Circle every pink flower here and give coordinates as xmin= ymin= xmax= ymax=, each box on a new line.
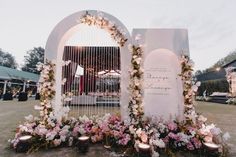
xmin=162 ymin=136 xmax=169 ymax=143
xmin=191 ymin=138 xmax=202 ymax=149
xmin=167 ymin=122 xmax=177 ymax=131
xmin=113 ymin=130 xmax=121 ymax=137
xmin=141 ymin=132 xmax=148 ymax=143
xmin=53 ymin=139 xmax=61 ymax=146
xmin=168 ymin=132 xmax=178 ymax=140
xmin=118 ymin=134 xmax=131 ymax=145
xmin=204 ymin=135 xmax=213 ymax=143
xmin=72 ymin=126 xmax=80 ymax=136
xmin=187 ymin=142 xmax=194 ymax=150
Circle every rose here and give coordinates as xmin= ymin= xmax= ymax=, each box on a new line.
xmin=204 ymin=135 xmax=213 ymax=143
xmin=140 ymin=132 xmax=148 ymax=143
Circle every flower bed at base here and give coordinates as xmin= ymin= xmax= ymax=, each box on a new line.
xmin=10 ymin=113 xmax=229 ymax=157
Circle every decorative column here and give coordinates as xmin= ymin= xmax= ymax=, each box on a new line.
xmin=3 ymin=80 xmax=7 ymax=94
xmin=23 ymin=81 xmax=26 ymax=92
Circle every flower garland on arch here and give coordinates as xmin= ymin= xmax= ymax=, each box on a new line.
xmin=35 ymin=61 xmax=70 ymax=124
xmin=179 ymin=55 xmax=201 ymax=124
xmin=128 ymin=43 xmax=144 ymax=128
xmin=35 ymin=61 xmax=56 ymax=125
xmin=80 ymin=11 xmax=128 ymax=47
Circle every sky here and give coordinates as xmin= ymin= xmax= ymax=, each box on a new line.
xmin=0 ymin=0 xmax=236 ymax=70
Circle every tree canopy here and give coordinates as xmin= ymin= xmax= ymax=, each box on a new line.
xmin=0 ymin=49 xmax=17 ymax=69
xmin=21 ymin=47 xmax=44 ymax=74
xmin=212 ymin=50 xmax=236 ymax=68
xmin=196 ymin=49 xmax=236 ymax=75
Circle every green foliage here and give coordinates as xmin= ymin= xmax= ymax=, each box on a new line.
xmin=196 ymin=50 xmax=236 ymax=74
xmin=21 ymin=47 xmax=44 ymax=74
xmin=0 ymin=49 xmax=17 ymax=69
xmin=212 ymin=50 xmax=236 ymax=68
xmin=197 ymin=79 xmax=229 ymax=96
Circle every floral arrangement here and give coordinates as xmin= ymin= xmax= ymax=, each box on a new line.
xmin=179 ymin=55 xmax=201 ymax=124
xmin=128 ymin=40 xmax=144 ymax=128
xmin=225 ymin=67 xmax=236 ymax=104
xmin=35 ymin=61 xmax=56 ymax=124
xmin=10 ymin=112 xmax=230 ymax=156
xmin=80 ymin=11 xmax=128 ymax=47
xmin=225 ymin=66 xmax=235 ymax=91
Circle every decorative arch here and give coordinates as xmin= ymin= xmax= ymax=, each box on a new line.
xmin=45 ymin=10 xmax=132 ymax=118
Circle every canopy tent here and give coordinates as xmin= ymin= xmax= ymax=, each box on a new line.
xmin=0 ymin=66 xmax=39 ymax=95
xmin=0 ymin=66 xmax=39 ymax=82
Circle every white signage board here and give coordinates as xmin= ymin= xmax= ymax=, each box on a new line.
xmin=143 ymin=49 xmax=184 ymax=120
xmin=132 ymin=29 xmax=189 ymax=120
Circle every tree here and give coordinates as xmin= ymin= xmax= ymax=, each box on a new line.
xmin=212 ymin=50 xmax=236 ymax=68
xmin=0 ymin=49 xmax=17 ymax=69
xmin=198 ymin=49 xmax=236 ymax=74
xmin=22 ymin=47 xmax=45 ymax=74
xmin=194 ymin=70 xmax=203 ymax=76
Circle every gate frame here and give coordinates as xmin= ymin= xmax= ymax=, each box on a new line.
xmin=45 ymin=10 xmax=131 ymax=119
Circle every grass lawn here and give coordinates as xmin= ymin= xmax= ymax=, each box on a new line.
xmin=0 ymin=99 xmax=235 ymax=156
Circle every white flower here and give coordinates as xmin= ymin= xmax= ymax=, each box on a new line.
xmin=223 ymin=132 xmax=230 ymax=141
xmin=34 ymin=105 xmax=43 ymax=110
xmin=198 ymin=115 xmax=207 ymax=123
xmin=39 ymin=111 xmax=44 ymax=117
xmin=210 ymin=127 xmax=222 ymax=135
xmin=60 ymin=135 xmax=67 ymax=142
xmin=48 ymin=120 xmax=55 ymax=127
xmin=35 ymin=125 xmax=48 ymax=136
xmin=25 ymin=114 xmax=34 ymax=123
xmin=199 ymin=124 xmax=216 ymax=135
xmin=134 ymin=57 xmax=142 ymax=65
xmin=19 ymin=125 xmax=28 ymax=132
xmin=136 ymin=128 xmax=142 ymax=137
xmin=46 ymin=131 xmax=57 ymax=141
xmin=152 ymin=151 xmax=159 ymax=157
xmin=61 ymin=78 xmax=67 ymax=85
xmin=151 ymin=139 xmax=165 ymax=148
xmin=64 ymin=97 xmax=72 ymax=102
xmin=196 ymin=81 xmax=201 ymax=87
xmin=129 ymin=126 xmax=136 ymax=134
xmin=79 ymin=115 xmax=90 ymax=123
xmin=192 ymin=85 xmax=198 ymax=92
xmin=65 ymin=60 xmax=71 ymax=66
xmin=134 ymin=77 xmax=141 ymax=86
xmin=177 ymin=132 xmax=190 ymax=143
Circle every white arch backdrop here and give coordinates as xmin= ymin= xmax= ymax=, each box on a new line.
xmin=45 ymin=10 xmax=132 ymax=119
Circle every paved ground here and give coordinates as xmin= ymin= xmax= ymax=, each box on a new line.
xmin=0 ymin=99 xmax=235 ymax=156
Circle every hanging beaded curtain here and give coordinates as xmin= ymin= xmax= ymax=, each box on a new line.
xmin=62 ymin=46 xmax=120 ymax=117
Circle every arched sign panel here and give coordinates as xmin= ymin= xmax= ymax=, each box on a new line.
xmin=144 ymin=49 xmax=184 ymax=120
